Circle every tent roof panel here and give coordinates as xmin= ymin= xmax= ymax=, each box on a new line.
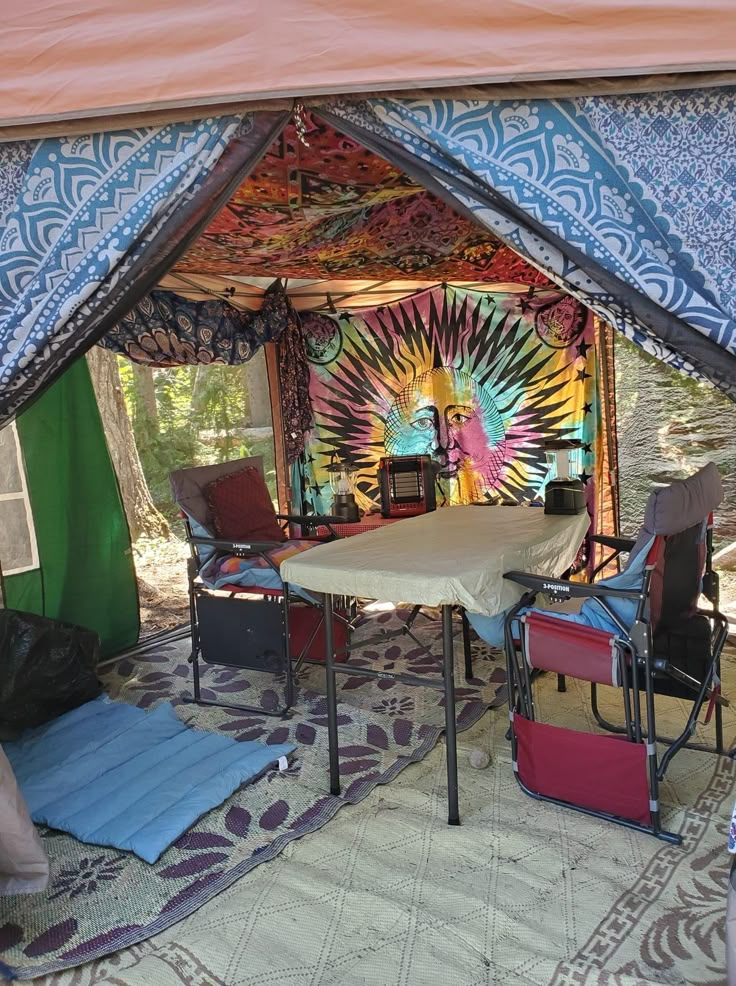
xmin=3 ymin=0 xmax=736 ymax=130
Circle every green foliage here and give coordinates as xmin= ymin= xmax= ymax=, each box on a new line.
xmin=119 ymin=358 xmax=277 ymax=530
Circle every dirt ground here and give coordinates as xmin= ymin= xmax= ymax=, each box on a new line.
xmin=132 ymin=534 xmax=736 ymax=639
xmin=133 ymin=534 xmax=191 ymax=635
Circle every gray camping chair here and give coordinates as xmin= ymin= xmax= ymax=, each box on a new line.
xmin=169 ymin=456 xmax=348 ymax=717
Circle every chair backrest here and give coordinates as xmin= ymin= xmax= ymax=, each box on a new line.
xmin=629 ymin=462 xmax=723 ymax=630
xmin=169 ymin=456 xmax=265 ymax=532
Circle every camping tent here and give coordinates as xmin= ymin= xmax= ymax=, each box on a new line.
xmin=3 ymin=1 xmax=736 ymax=133
xmin=1 ymin=3 xmax=736 ymax=651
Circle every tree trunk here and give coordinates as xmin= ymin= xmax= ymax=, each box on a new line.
xmin=243 ymin=349 xmax=272 ymax=428
xmin=130 ymin=363 xmax=159 ymax=452
xmin=86 ymin=348 xmax=170 ymax=541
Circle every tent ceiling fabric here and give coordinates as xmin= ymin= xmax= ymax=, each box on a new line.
xmin=174 ymin=113 xmax=550 ymax=284
xmin=3 ymin=2 xmax=736 ymax=130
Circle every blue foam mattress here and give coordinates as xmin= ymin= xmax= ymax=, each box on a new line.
xmin=5 ymin=696 xmax=295 ymax=863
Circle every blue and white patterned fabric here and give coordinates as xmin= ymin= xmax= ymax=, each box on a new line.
xmin=582 ymin=89 xmax=736 ymax=325
xmin=328 ymin=89 xmax=736 ymax=396
xmin=100 ymin=280 xmax=293 ymax=366
xmin=0 ymin=117 xmax=245 ymax=422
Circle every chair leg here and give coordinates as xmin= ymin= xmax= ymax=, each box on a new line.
xmin=716 ymin=700 xmax=724 ymax=755
xmin=715 ymin=649 xmax=725 ymax=754
xmin=185 ymin=695 xmax=292 ymax=718
xmin=643 ymin=658 xmax=664 ymax=837
xmin=284 ymin=592 xmax=295 ymax=710
xmin=188 ymin=578 xmax=202 ymax=703
xmin=657 ymin=659 xmax=723 ymax=779
xmin=187 ymin=568 xmax=199 ymax=665
xmin=557 ymin=674 xmax=567 ymax=693
xmin=192 ymin=648 xmax=202 ymax=703
xmin=513 ymin=775 xmax=682 ymax=845
xmin=592 ymin=647 xmax=730 ymax=769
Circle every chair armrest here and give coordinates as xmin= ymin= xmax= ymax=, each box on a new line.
xmin=589 ymin=534 xmax=636 ymax=553
xmin=189 ymin=536 xmax=284 ymax=556
xmin=503 ymin=571 xmax=642 ymax=600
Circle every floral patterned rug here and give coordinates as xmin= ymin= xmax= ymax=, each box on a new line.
xmin=0 ymin=610 xmax=505 ymax=981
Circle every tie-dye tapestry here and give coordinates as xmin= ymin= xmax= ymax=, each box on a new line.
xmin=297 ymin=285 xmax=600 ymax=519
xmin=177 ymin=111 xmax=551 ymax=285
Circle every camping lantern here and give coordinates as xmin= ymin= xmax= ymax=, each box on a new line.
xmin=543 ymin=439 xmax=586 ymax=515
xmin=326 ymin=455 xmax=360 ymax=523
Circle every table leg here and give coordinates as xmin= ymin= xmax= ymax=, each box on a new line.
xmin=324 ymin=592 xmax=341 ymax=797
xmin=442 ymin=604 xmax=460 ymax=825
xmin=461 ymin=608 xmax=473 ymax=680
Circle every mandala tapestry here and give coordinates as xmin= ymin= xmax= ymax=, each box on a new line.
xmin=101 ymin=281 xmax=292 ymax=367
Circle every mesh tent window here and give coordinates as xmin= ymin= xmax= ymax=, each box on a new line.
xmin=0 ymin=422 xmax=38 ymax=578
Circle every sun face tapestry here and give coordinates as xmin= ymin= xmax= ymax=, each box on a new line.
xmin=297 ymin=285 xmax=600 ymax=517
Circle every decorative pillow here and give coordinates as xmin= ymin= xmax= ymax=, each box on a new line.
xmin=205 ymin=467 xmax=286 ymax=544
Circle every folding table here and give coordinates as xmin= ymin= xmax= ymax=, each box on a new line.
xmin=281 ymin=504 xmax=590 ymax=824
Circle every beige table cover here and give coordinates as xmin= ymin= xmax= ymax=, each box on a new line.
xmin=282 ymin=505 xmax=589 ymax=615
xmin=0 ymin=745 xmax=49 ymax=895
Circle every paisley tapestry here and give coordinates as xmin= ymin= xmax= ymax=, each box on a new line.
xmin=101 ymin=280 xmax=292 ymax=366
xmin=175 ymin=111 xmax=551 ymax=284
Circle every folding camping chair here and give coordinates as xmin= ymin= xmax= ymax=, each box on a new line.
xmin=169 ymin=456 xmax=349 ymax=718
xmin=502 ymin=462 xmax=729 ymax=844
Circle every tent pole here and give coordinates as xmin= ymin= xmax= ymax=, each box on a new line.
xmin=162 ymin=274 xmax=537 ymax=304
xmin=598 ymin=320 xmax=621 ymax=537
xmin=264 ymin=342 xmax=290 ymax=513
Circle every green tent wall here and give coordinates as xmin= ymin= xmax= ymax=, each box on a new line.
xmin=3 ymin=358 xmax=139 ymax=656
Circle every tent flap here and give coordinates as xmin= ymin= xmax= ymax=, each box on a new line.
xmin=4 ymin=358 xmax=138 ymax=657
xmin=325 ymin=89 xmax=736 ymax=398
xmin=0 ymin=111 xmax=288 ymax=425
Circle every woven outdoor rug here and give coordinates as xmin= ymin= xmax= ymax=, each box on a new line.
xmin=27 ymin=658 xmax=736 ymax=986
xmin=0 ymin=610 xmax=505 ymax=981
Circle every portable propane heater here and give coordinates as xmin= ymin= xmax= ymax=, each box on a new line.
xmin=378 ymin=455 xmax=437 ymax=519
xmin=543 ymin=439 xmax=586 ymax=515
xmin=325 ymin=454 xmax=361 ymax=523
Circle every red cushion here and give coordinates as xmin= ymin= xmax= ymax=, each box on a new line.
xmin=205 ymin=467 xmax=286 ymax=544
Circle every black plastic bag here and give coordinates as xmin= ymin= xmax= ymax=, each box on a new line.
xmin=0 ymin=609 xmax=101 ymax=736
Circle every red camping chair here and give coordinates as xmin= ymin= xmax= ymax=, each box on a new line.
xmin=169 ymin=456 xmax=349 ymax=718
xmin=502 ymin=462 xmax=729 ymax=844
